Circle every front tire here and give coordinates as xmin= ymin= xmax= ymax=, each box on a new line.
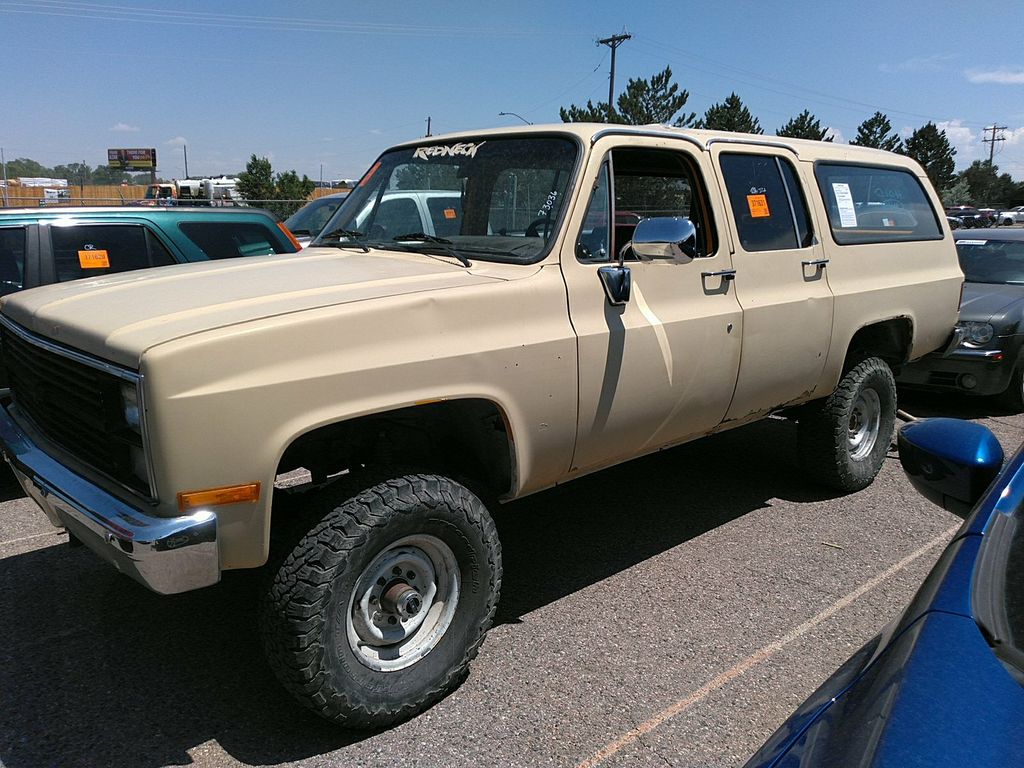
xmin=798 ymin=357 xmax=896 ymax=493
xmin=260 ymin=474 xmax=502 ymax=729
xmin=997 ymin=367 xmax=1024 ymax=413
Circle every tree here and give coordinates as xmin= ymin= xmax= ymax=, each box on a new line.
xmin=560 ymin=66 xmax=696 ymax=126
xmin=903 ymin=122 xmax=956 ymax=192
xmin=850 ymin=112 xmax=902 ymax=152
xmin=776 ymin=110 xmax=833 ymax=141
xmin=3 ymin=157 xmax=52 ymax=178
xmin=941 ymin=177 xmax=972 ymax=207
xmin=236 ymin=155 xmax=314 ymax=218
xmin=696 ymin=93 xmax=763 ymax=134
xmin=957 ymin=160 xmax=1020 ymax=207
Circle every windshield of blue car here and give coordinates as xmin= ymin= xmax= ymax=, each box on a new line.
xmin=974 ymin=507 xmax=1024 ymax=684
xmin=313 ymin=136 xmax=579 ymax=263
xmin=956 ymin=239 xmax=1024 ymax=284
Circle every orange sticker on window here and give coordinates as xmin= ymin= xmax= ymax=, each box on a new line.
xmin=78 ymin=249 xmax=110 ymax=269
xmin=747 ymin=194 xmax=770 ymax=218
xmin=443 ymin=208 xmax=457 ymax=220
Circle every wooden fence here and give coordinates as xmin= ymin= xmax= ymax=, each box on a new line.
xmin=0 ymin=185 xmax=346 ymax=209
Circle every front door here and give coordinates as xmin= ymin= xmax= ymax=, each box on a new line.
xmin=561 ymin=138 xmax=743 ymax=474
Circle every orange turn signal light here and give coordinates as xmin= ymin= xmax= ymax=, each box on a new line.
xmin=178 ymin=482 xmax=261 ymax=511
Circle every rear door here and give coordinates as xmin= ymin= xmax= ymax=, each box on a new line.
xmin=711 ymin=146 xmax=835 ymax=420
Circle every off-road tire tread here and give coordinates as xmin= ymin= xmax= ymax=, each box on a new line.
xmin=798 ymin=356 xmax=896 ymax=493
xmin=259 ymin=473 xmax=501 ymax=729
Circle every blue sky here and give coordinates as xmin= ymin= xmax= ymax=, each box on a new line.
xmin=3 ymin=0 xmax=1023 ymax=183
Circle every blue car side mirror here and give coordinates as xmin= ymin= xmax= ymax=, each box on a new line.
xmin=897 ymin=418 xmax=1004 ymax=516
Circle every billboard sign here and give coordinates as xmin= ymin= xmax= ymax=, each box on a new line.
xmin=108 ymin=148 xmax=157 ymax=170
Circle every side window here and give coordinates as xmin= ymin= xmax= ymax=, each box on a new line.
xmin=719 ymin=153 xmax=812 ymax=252
xmin=814 ymin=163 xmax=942 ymax=244
xmin=374 ymin=198 xmax=422 ymax=237
xmin=0 ymin=227 xmax=26 ymax=295
xmin=51 ymin=225 xmax=176 ymax=282
xmin=576 ymin=163 xmax=611 ymax=263
xmin=609 ymin=148 xmax=715 ymax=259
xmin=426 ymin=196 xmax=464 ymax=238
xmin=178 ymin=221 xmax=290 ymax=259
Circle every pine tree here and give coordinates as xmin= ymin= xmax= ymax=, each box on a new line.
xmin=560 ymin=66 xmax=696 ymax=126
xmin=903 ymin=122 xmax=956 ymax=191
xmin=776 ymin=110 xmax=832 ymax=141
xmin=850 ymin=112 xmax=902 ymax=152
xmin=696 ymin=93 xmax=763 ymax=134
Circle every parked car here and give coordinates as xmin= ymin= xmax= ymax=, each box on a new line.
xmin=945 ymin=205 xmax=991 ymax=228
xmin=998 ymin=205 xmax=1024 ymax=226
xmin=744 ymin=416 xmax=1024 ymax=768
xmin=283 ymin=191 xmax=348 ymax=246
xmin=0 ymin=206 xmax=301 ymax=297
xmin=897 ymin=228 xmax=1024 ymax=409
xmin=0 ymin=124 xmax=961 ymax=728
xmin=946 ymin=215 xmax=965 ymax=230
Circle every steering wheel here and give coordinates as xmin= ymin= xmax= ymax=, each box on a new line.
xmin=525 ymin=216 xmax=552 ymax=238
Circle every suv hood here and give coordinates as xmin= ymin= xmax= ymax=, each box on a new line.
xmin=1 ymin=248 xmax=503 ymax=368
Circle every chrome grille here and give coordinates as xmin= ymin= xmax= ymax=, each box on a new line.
xmin=1 ymin=321 xmax=150 ymax=496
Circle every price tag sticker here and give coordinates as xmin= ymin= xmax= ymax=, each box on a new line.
xmin=78 ymin=249 xmax=110 ymax=269
xmin=747 ymin=194 xmax=770 ymax=218
xmin=443 ymin=208 xmax=458 ymax=220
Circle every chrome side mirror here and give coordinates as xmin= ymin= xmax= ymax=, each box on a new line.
xmin=630 ymin=217 xmax=698 ymax=263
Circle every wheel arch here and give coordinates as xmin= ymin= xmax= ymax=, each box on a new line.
xmin=843 ymin=316 xmax=914 ymax=373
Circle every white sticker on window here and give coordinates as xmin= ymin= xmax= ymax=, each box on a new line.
xmin=957 ymin=239 xmax=988 ymax=246
xmin=832 ymin=183 xmax=858 ymax=228
xmin=413 ymin=141 xmax=486 ymax=161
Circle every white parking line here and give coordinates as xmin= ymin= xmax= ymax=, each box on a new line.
xmin=576 ymin=523 xmax=961 ymax=768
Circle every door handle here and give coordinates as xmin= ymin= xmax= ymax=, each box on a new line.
xmin=701 ymin=269 xmax=736 ymax=281
xmin=801 ymin=258 xmax=829 ymax=268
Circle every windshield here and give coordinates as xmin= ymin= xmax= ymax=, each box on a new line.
xmin=314 ymin=136 xmax=579 ymax=263
xmin=957 ymin=239 xmax=1024 ymax=284
xmin=284 ymin=195 xmax=347 ymax=237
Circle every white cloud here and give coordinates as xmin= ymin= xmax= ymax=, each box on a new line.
xmin=827 ymin=127 xmax=845 ymax=144
xmin=110 ymin=122 xmax=139 ymax=132
xmin=966 ymin=68 xmax=1024 ymax=84
xmin=936 ymin=119 xmax=980 ymax=164
xmin=165 ymin=136 xmax=187 ymax=147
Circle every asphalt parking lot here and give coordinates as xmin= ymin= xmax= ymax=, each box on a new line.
xmin=1 ymin=390 xmax=1021 ymax=768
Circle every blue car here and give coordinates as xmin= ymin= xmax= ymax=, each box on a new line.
xmin=745 ymin=417 xmax=1024 ymax=767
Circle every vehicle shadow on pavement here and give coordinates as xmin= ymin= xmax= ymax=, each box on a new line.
xmin=0 ymin=418 xmax=840 ymax=767
xmin=493 ymin=417 xmax=832 ymax=624
xmin=897 ymin=388 xmax=1018 ymax=421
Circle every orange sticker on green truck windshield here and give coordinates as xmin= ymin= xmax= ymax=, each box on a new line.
xmin=747 ymin=194 xmax=770 ymax=218
xmin=78 ymin=249 xmax=110 ymax=269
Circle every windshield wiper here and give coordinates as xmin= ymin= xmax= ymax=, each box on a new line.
xmin=392 ymin=232 xmax=471 ymax=267
xmin=316 ymin=228 xmax=370 ymax=252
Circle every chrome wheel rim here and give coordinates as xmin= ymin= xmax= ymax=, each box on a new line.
xmin=848 ymin=388 xmax=882 ymax=461
xmin=347 ymin=534 xmax=460 ymax=672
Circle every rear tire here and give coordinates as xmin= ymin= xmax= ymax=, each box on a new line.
xmin=260 ymin=473 xmax=502 ymax=729
xmin=798 ymin=357 xmax=896 ymax=493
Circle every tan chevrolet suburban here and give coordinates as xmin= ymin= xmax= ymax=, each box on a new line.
xmin=0 ymin=124 xmax=962 ymax=728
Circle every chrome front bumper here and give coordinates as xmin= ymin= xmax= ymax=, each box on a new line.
xmin=0 ymin=401 xmax=220 ymax=594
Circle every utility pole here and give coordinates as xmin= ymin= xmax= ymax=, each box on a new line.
xmin=597 ymin=31 xmax=631 ymax=122
xmin=425 ymin=116 xmax=432 ymax=137
xmin=183 ymin=144 xmax=189 ymax=179
xmin=983 ymin=124 xmax=1007 ymax=164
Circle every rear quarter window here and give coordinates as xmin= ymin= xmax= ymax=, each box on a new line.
xmin=177 ymin=221 xmax=292 ymax=259
xmin=50 ymin=224 xmax=176 ymax=282
xmin=815 ymin=163 xmax=942 ymax=244
xmin=0 ymin=227 xmax=26 ymax=295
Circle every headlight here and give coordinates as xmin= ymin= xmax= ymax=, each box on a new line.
xmin=121 ymin=381 xmax=141 ymax=432
xmin=959 ymin=321 xmax=994 ymax=346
